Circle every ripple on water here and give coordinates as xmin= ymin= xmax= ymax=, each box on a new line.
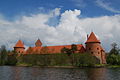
xmin=0 ymin=66 xmax=120 ymax=80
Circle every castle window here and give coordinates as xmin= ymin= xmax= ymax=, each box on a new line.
xmin=97 ymin=48 xmax=99 ymax=50
xmin=98 ymin=52 xmax=100 ymax=54
xmin=91 ymin=52 xmax=93 ymax=54
xmin=89 ymin=48 xmax=91 ymax=50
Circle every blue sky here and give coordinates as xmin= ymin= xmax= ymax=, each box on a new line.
xmin=0 ymin=0 xmax=120 ymax=19
xmin=0 ymin=0 xmax=120 ymax=51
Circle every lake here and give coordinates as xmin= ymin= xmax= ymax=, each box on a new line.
xmin=0 ymin=66 xmax=120 ymax=80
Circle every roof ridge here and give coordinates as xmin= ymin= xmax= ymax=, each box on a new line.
xmin=14 ymin=40 xmax=25 ymax=48
xmin=35 ymin=39 xmax=42 ymax=47
xmin=85 ymin=32 xmax=100 ymax=43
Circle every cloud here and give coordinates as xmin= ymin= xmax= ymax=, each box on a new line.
xmin=96 ymin=0 xmax=120 ymax=13
xmin=71 ymin=0 xmax=86 ymax=8
xmin=0 ymin=8 xmax=120 ymax=51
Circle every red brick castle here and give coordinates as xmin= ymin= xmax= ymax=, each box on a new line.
xmin=14 ymin=32 xmax=106 ymax=64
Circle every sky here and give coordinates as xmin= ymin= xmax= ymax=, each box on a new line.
xmin=0 ymin=0 xmax=120 ymax=51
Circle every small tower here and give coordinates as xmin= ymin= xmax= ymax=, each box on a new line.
xmin=85 ymin=32 xmax=106 ymax=64
xmin=14 ymin=40 xmax=25 ymax=53
xmin=35 ymin=39 xmax=42 ymax=47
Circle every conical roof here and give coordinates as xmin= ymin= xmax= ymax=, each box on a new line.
xmin=14 ymin=40 xmax=25 ymax=48
xmin=35 ymin=39 xmax=42 ymax=47
xmin=85 ymin=32 xmax=100 ymax=44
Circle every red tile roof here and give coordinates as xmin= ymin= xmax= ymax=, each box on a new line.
xmin=47 ymin=44 xmax=85 ymax=53
xmin=14 ymin=40 xmax=25 ymax=48
xmin=85 ymin=32 xmax=100 ymax=43
xmin=26 ymin=46 xmax=42 ymax=54
xmin=26 ymin=44 xmax=85 ymax=54
xmin=35 ymin=39 xmax=42 ymax=47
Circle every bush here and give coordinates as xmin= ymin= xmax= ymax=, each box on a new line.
xmin=5 ymin=55 xmax=18 ymax=65
xmin=107 ymin=54 xmax=120 ymax=65
xmin=106 ymin=42 xmax=120 ymax=65
xmin=0 ymin=45 xmax=8 ymax=65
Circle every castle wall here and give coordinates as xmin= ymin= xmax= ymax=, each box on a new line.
xmin=101 ymin=51 xmax=106 ymax=64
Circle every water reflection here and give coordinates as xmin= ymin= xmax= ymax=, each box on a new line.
xmin=0 ymin=66 xmax=120 ymax=80
xmin=85 ymin=68 xmax=107 ymax=80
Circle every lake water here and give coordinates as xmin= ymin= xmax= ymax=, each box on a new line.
xmin=0 ymin=66 xmax=120 ymax=80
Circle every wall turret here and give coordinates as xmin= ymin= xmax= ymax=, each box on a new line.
xmin=85 ymin=32 xmax=106 ymax=64
xmin=14 ymin=40 xmax=25 ymax=53
xmin=35 ymin=39 xmax=42 ymax=47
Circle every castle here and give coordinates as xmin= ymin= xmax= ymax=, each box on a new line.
xmin=14 ymin=32 xmax=106 ymax=64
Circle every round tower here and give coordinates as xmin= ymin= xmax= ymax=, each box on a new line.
xmin=85 ymin=32 xmax=106 ymax=64
xmin=14 ymin=40 xmax=25 ymax=53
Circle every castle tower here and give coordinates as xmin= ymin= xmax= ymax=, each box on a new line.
xmin=85 ymin=32 xmax=106 ymax=64
xmin=14 ymin=40 xmax=25 ymax=53
xmin=35 ymin=39 xmax=42 ymax=47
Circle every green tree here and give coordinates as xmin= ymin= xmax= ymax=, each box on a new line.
xmin=107 ymin=54 xmax=120 ymax=65
xmin=109 ymin=42 xmax=120 ymax=55
xmin=66 ymin=48 xmax=72 ymax=56
xmin=61 ymin=44 xmax=78 ymax=56
xmin=0 ymin=45 xmax=8 ymax=65
xmin=71 ymin=44 xmax=77 ymax=53
xmin=107 ymin=43 xmax=120 ymax=65
xmin=61 ymin=47 xmax=72 ymax=56
xmin=5 ymin=54 xmax=18 ymax=65
xmin=61 ymin=47 xmax=67 ymax=53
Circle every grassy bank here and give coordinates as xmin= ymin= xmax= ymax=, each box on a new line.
xmin=15 ymin=64 xmax=120 ymax=68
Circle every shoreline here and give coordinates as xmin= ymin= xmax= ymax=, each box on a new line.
xmin=13 ymin=64 xmax=107 ymax=68
xmin=0 ymin=65 xmax=105 ymax=69
xmin=1 ymin=65 xmax=120 ymax=68
xmin=1 ymin=64 xmax=120 ymax=68
xmin=15 ymin=64 xmax=120 ymax=68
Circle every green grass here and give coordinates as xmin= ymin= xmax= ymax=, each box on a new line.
xmin=16 ymin=62 xmax=33 ymax=67
xmin=106 ymin=64 xmax=120 ymax=68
